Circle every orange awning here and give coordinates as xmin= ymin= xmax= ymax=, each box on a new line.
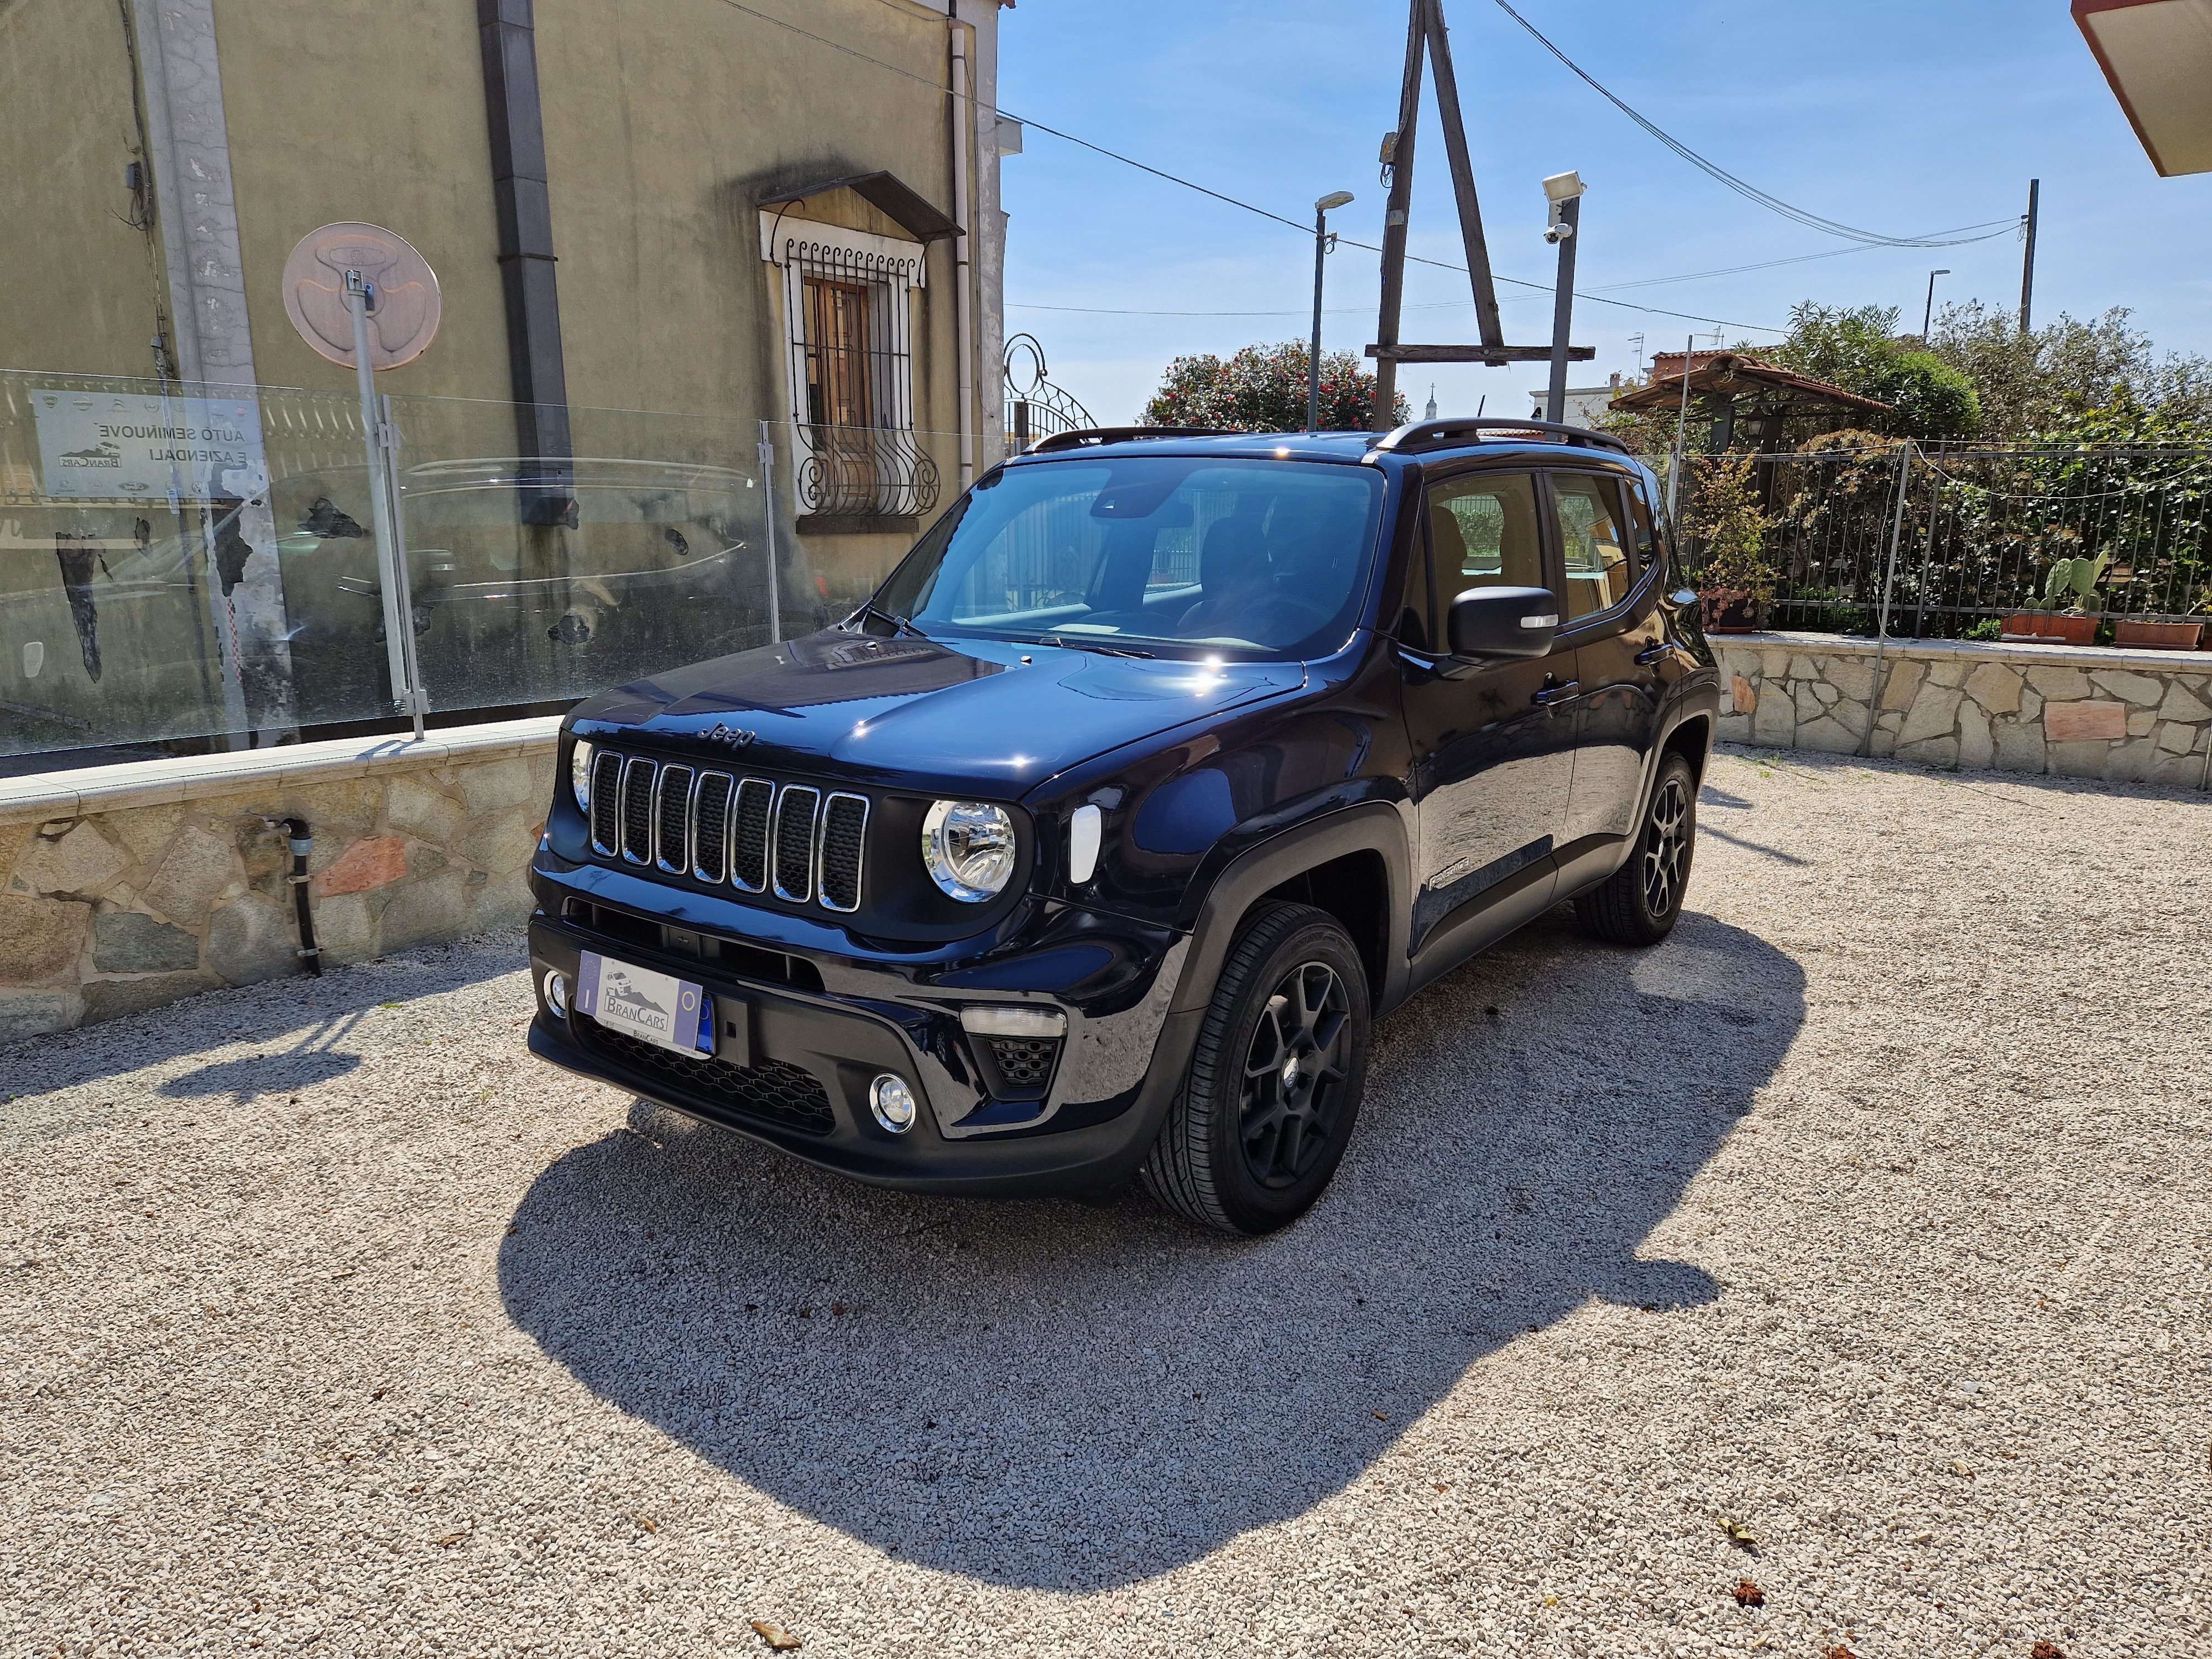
xmin=2074 ymin=0 xmax=2212 ymax=176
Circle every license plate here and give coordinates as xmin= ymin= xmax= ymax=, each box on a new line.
xmin=575 ymin=951 xmax=713 ymax=1055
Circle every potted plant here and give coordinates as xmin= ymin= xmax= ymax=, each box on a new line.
xmin=1689 ymin=453 xmax=1776 ymax=634
xmin=2001 ymin=552 xmax=2108 ymax=646
xmin=2112 ymin=615 xmax=2206 ymax=651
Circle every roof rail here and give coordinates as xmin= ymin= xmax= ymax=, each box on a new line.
xmin=1026 ymin=425 xmax=1235 ymax=454
xmin=1370 ymin=417 xmax=1634 ymax=457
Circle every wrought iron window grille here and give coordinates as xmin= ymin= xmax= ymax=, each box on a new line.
xmin=772 ymin=233 xmax=939 ymax=519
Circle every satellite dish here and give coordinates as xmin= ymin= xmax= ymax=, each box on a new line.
xmin=281 ymin=222 xmax=442 ymax=370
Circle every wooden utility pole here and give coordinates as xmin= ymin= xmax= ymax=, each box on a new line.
xmin=1365 ymin=0 xmax=1592 ymax=431
xmin=2018 ymin=179 xmax=2040 ymax=336
xmin=1369 ymin=0 xmax=1428 ymax=434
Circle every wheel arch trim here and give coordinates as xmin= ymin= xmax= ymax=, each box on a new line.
xmin=1167 ymin=802 xmax=1413 ymax=1018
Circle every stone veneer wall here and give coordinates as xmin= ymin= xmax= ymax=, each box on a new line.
xmin=0 ymin=717 xmax=560 ymax=1042
xmin=1710 ymin=633 xmax=2212 ymax=788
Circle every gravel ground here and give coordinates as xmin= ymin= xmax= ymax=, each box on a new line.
xmin=3 ymin=745 xmax=2208 ymax=1659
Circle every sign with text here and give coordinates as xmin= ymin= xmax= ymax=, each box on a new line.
xmin=30 ymin=389 xmax=270 ymax=503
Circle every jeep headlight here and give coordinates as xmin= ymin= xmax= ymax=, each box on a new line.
xmin=921 ymin=800 xmax=1016 ymax=902
xmin=570 ymin=738 xmax=594 ymax=812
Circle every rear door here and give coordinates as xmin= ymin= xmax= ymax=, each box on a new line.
xmin=1545 ymin=467 xmax=1665 ymax=852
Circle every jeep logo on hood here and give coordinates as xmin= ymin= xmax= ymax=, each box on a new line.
xmin=701 ymin=722 xmax=758 ymax=749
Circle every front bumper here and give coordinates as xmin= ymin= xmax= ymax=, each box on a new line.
xmin=523 ymin=859 xmax=1201 ymax=1198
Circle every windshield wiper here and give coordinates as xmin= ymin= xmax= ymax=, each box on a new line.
xmin=1041 ymin=635 xmax=1155 ymax=659
xmin=851 ymin=600 xmax=929 ymax=640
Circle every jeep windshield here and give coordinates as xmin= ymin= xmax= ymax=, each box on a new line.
xmin=868 ymin=456 xmax=1385 ymax=660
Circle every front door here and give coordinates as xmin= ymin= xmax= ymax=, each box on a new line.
xmin=1397 ymin=467 xmax=1578 ymax=957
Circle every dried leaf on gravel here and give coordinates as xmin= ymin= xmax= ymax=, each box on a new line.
xmin=1824 ymin=1646 xmax=1858 ymax=1659
xmin=750 ymin=1619 xmax=803 ymax=1651
xmin=1718 ymin=1516 xmax=1759 ymax=1551
xmin=2031 ymin=1644 xmax=2067 ymax=1659
xmin=1732 ymin=1578 xmax=1764 ymax=1607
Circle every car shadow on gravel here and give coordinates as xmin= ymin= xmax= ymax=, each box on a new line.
xmin=497 ymin=907 xmax=1803 ymax=1592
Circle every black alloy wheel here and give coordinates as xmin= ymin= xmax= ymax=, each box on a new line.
xmin=1641 ymin=771 xmax=1692 ymax=919
xmin=1575 ymin=750 xmax=1699 ymax=947
xmin=1141 ymin=901 xmax=1370 ymax=1235
xmin=1238 ymin=960 xmax=1353 ymax=1190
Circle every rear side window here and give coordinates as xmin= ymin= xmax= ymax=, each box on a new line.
xmin=1426 ymin=472 xmax=1544 ymax=595
xmin=1549 ymin=472 xmax=1635 ymax=620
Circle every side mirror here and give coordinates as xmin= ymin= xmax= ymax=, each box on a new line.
xmin=1447 ymin=585 xmax=1559 ymax=659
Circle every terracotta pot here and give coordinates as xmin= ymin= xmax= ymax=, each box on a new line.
xmin=1700 ymin=588 xmax=1762 ymax=634
xmin=1999 ymin=612 xmax=2098 ymax=646
xmin=2111 ymin=618 xmax=2205 ymax=651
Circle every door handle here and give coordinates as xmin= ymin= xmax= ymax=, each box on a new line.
xmin=1635 ymin=643 xmax=1673 ymax=666
xmin=1532 ymin=679 xmax=1580 ymax=707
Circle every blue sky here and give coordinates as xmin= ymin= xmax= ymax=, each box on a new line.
xmin=995 ymin=0 xmax=2212 ymax=423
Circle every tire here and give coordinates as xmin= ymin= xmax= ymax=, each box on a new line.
xmin=1140 ymin=901 xmax=1371 ymax=1235
xmin=1575 ymin=750 xmax=1698 ymax=947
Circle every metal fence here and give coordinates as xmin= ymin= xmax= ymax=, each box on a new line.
xmin=1674 ymin=441 xmax=2212 ymax=637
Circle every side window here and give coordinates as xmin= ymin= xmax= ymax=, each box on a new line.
xmin=1550 ymin=472 xmax=1635 ymax=621
xmin=1425 ymin=472 xmax=1545 ymax=606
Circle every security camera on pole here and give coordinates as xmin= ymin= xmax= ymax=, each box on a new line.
xmin=280 ymin=221 xmax=443 ymax=740
xmin=1542 ymin=171 xmax=1586 ymax=425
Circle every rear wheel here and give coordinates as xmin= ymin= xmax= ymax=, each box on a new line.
xmin=1140 ymin=902 xmax=1370 ymax=1235
xmin=1575 ymin=751 xmax=1698 ymax=946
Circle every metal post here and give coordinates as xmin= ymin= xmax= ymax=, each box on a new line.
xmin=1860 ymin=440 xmax=1916 ymax=758
xmin=1545 ymin=194 xmax=1580 ymax=425
xmin=1308 ymin=207 xmax=1329 ymax=432
xmin=1013 ymin=399 xmax=1031 ymax=451
xmin=759 ymin=420 xmax=782 ymax=645
xmin=347 ymin=273 xmax=420 ymax=735
xmin=1922 ymin=268 xmax=1949 ymax=338
xmin=1665 ymin=333 xmax=1694 ymax=523
xmin=379 ymin=393 xmax=426 ymax=741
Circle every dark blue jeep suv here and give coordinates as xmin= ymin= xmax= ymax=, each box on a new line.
xmin=524 ymin=419 xmax=1719 ymax=1233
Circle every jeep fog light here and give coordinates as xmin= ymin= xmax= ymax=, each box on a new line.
xmin=869 ymin=1073 xmax=918 ymax=1133
xmin=959 ymin=1005 xmax=1067 ymax=1038
xmin=542 ymin=969 xmax=570 ymax=1019
xmin=570 ymin=738 xmax=594 ymax=812
xmin=922 ymin=800 xmax=1015 ymax=902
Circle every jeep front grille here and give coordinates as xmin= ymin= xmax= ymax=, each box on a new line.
xmin=589 ymin=749 xmax=625 ymax=856
xmin=601 ymin=749 xmax=866 ymax=915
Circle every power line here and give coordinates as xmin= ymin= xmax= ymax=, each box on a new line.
xmin=1490 ymin=0 xmax=2021 ymax=250
xmin=706 ymin=0 xmax=1785 ymax=333
xmin=1591 ymin=221 xmax=2021 ymax=292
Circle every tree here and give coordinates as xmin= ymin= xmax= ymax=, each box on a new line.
xmin=1928 ymin=301 xmax=2212 ymax=441
xmin=1140 ymin=342 xmax=1409 ymax=432
xmin=1764 ymin=302 xmax=1981 ymax=441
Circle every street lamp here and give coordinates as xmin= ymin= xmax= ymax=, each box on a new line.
xmin=1922 ymin=268 xmax=1952 ymax=338
xmin=1307 ymin=190 xmax=1355 ymax=431
xmin=1542 ymin=170 xmax=1587 ymax=424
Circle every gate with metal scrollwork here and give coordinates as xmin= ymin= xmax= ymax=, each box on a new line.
xmin=1001 ymin=333 xmax=1094 ymax=457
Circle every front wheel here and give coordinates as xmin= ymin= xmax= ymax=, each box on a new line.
xmin=1140 ymin=902 xmax=1371 ymax=1235
xmin=1575 ymin=751 xmax=1698 ymax=946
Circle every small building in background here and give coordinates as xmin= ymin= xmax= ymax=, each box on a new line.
xmin=1527 ymin=370 xmax=1629 ymax=426
xmin=1609 ymin=352 xmax=1891 ymax=452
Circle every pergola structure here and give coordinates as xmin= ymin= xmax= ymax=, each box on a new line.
xmin=1610 ymin=351 xmax=1893 ymax=453
xmin=2074 ymin=0 xmax=2212 ymax=177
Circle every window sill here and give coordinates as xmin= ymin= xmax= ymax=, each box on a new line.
xmin=796 ymin=513 xmax=921 ymax=537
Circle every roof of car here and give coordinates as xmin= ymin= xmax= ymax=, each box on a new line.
xmin=1008 ymin=420 xmax=1641 ymax=469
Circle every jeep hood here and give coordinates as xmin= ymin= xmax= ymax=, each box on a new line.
xmin=568 ymin=628 xmax=1308 ymax=797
